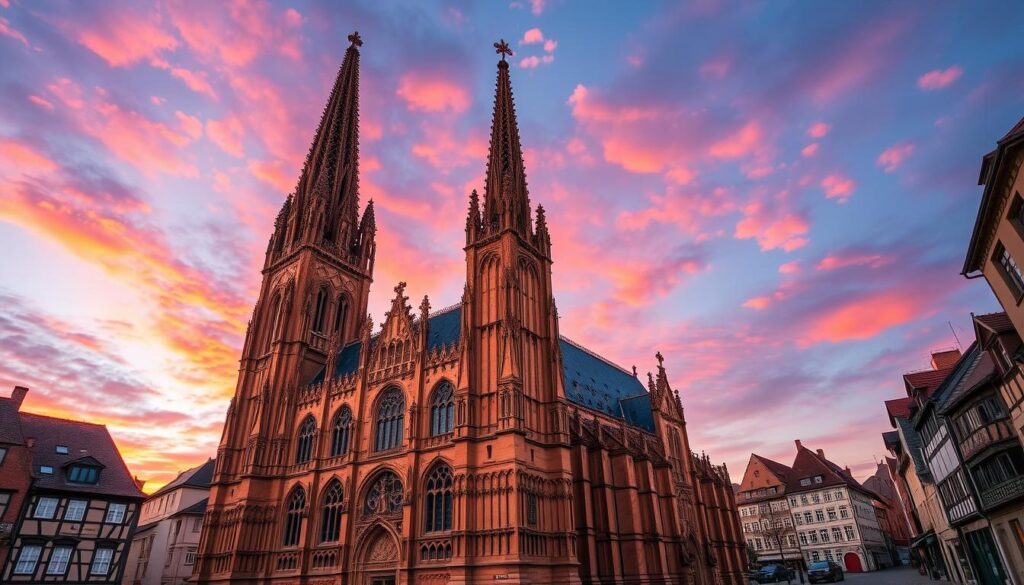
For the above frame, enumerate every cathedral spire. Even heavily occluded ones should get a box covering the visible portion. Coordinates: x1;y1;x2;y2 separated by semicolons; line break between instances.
293;31;363;243
481;39;532;237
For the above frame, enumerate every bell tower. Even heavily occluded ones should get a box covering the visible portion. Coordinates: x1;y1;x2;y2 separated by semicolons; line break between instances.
202;31;374;559
459;39;561;439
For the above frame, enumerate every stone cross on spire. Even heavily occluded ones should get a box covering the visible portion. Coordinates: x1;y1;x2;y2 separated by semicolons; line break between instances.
348;31;362;48
494;38;513;61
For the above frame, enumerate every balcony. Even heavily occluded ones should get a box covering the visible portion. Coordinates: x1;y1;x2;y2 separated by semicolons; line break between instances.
960;419;1014;460
980;475;1024;511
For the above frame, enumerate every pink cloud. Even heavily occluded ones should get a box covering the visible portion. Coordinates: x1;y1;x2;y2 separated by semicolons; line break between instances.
876;142;915;172
709;122;761;158
779;261;801;274
821;174;856;202
47;78;84;109
166;1;298;66
742;296;772;310
0;16;27;45
807;122;830;138
169;66;218;100
247;159;294;192
917;66;963;90
735;201;809;252
521;28;544;44
29;95;54;110
396;73;471;113
175;111;203;140
520;54;554;68
530;0;546;15
82;98;201;177
206;115;245;157
800;290;921;345
801;143;819;157
0;140;58;173
543;39;558;53
74;11;178;67
816;252;892;271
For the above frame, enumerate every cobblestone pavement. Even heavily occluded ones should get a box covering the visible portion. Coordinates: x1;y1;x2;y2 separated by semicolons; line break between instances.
750;566;955;585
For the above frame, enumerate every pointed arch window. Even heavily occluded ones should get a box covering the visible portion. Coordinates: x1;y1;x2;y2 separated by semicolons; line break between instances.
264;294;282;353
331;406;353;457
319;480;344;542
424;464;454;532
283;487;306;546
333;294;349;334
363;471;403;517
374;388;404;451
312;287;329;333
430;382;455;436
295;416;316;464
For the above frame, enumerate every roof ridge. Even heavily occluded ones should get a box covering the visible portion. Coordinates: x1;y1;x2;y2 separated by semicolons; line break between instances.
19;411;107;427
559;335;636;378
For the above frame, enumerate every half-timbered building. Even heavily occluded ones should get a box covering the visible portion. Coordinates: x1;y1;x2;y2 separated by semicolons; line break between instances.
193;34;746;585
0;386;145;584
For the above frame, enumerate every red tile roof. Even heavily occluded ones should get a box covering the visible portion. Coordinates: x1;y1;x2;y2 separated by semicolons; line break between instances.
885;397;912;420
903;366;954;398
786;444;875;498
975;312;1014;334
20;412;144;499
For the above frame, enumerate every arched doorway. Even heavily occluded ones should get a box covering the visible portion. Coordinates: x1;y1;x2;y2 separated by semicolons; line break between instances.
844;552;863;573
357;526;399;585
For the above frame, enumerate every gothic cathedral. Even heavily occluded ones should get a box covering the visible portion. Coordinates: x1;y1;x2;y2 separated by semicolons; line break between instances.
194;34;746;585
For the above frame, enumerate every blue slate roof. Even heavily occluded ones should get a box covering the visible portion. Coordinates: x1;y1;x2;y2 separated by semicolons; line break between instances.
307;305;655;432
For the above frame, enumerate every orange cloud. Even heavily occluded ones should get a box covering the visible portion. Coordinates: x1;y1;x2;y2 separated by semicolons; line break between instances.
876;142;914;172
800;290;921;345
821;174;855;202
0;140;58;173
74;11;178;66
918;66;962;90
248;159;294;192
396;73;471;114
742;296;771;310
207;115;245;157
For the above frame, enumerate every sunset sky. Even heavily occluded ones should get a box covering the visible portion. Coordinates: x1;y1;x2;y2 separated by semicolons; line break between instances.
2;0;1024;491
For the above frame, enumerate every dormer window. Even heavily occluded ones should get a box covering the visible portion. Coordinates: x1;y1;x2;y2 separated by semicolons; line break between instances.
814;475;823;484
800;478;811;486
68;465;100;484
40;465;54;475
55;445;69;454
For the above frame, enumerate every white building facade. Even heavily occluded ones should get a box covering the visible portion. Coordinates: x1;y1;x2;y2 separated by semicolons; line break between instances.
123;459;213;585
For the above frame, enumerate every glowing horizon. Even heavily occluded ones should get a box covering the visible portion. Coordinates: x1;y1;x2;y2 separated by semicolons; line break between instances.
1;0;1021;492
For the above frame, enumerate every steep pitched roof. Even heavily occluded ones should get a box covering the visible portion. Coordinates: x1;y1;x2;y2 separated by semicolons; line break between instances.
940;349;997;415
752;454;793;481
786;444;872;497
19;412;144;499
965;115;1024;273
975;312;1014;334
149;458;215;498
885;397;912;423
903;366;955;398
0;393;25;445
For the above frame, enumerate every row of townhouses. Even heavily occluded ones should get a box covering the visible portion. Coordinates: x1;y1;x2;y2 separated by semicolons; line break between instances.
881;116;1024;585
736;440;911;575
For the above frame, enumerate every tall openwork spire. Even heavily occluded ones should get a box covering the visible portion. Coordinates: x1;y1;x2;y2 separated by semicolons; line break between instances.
293;31;363;243
482;39;532;237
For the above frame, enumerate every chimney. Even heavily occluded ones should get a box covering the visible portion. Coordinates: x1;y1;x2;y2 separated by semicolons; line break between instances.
930;349;961;370
794;439;803;451
11;386;28;409
844;466;852;477
816;448;826;459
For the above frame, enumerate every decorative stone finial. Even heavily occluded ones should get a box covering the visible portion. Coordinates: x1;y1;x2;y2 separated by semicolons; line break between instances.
394;281;407;297
655;351;664;366
348;31;363;48
493;38;513;60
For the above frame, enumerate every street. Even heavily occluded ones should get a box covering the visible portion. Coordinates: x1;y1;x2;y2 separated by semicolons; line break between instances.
751;566;955;585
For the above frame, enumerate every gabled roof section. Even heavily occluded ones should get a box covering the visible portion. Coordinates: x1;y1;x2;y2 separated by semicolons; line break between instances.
752;454;793;482
964;115;1024;274
903;366;955;398
149;458;215;498
173;497;209;517
20;412;144;499
975;312;1014;335
885;397;913;425
940;350;996;415
786;443;872;497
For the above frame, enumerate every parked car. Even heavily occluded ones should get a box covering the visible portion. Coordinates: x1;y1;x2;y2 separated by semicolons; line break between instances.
754;564;796;583
808;560;845;583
